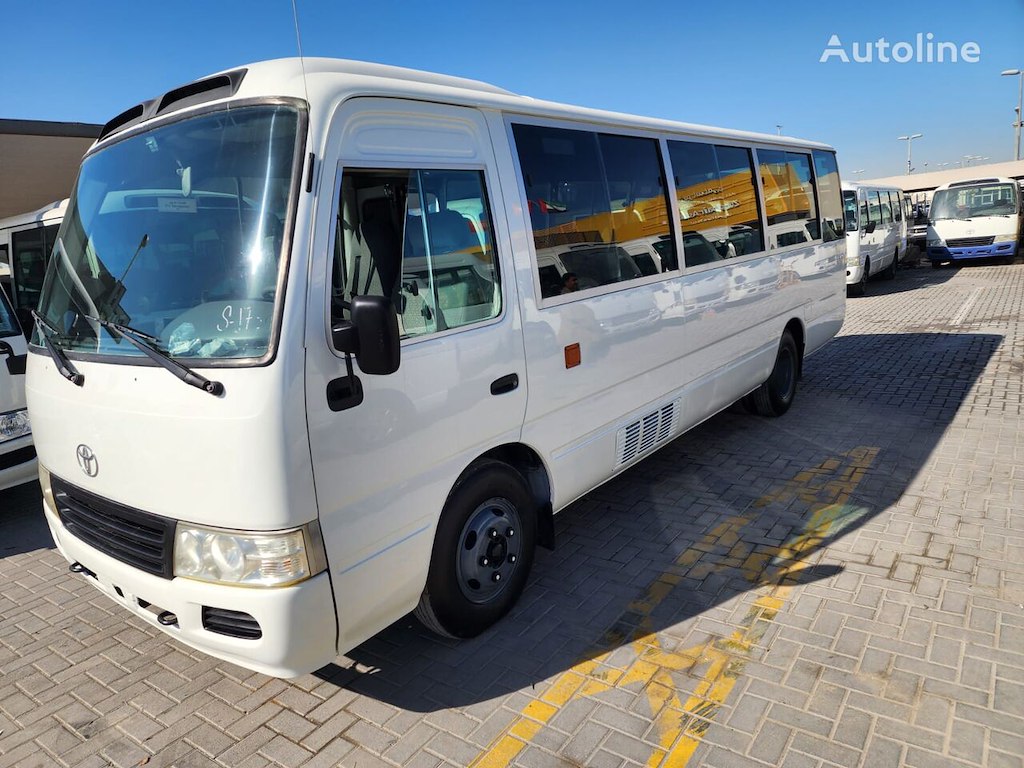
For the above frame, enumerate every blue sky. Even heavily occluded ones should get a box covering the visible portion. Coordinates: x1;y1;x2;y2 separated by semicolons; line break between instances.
2;1;1022;179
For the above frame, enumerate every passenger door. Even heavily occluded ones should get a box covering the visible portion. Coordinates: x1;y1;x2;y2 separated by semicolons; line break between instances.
860;191;882;275
304;99;527;651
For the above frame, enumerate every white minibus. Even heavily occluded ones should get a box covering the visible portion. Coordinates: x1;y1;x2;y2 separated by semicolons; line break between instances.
26;59;846;677
926;177;1022;266
0;284;34;490
0;199;68;334
841;182;906;295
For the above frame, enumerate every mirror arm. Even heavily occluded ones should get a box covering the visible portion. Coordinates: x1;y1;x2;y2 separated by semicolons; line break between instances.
332;322;359;355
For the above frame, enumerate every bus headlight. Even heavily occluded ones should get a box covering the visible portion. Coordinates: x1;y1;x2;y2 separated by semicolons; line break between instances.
0;409;31;443
927;237;945;247
174;522;327;587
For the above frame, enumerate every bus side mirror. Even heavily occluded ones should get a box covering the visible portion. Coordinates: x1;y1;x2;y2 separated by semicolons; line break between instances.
332;295;400;375
863;222;876;234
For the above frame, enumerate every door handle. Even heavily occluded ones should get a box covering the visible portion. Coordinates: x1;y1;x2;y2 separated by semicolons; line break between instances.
490;373;519;396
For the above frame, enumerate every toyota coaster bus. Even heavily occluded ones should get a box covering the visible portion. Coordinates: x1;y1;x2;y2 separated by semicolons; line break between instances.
27;59;846;676
926;177;1022;267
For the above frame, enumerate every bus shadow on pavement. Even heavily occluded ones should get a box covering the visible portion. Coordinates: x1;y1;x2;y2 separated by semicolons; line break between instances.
328;331;1002;711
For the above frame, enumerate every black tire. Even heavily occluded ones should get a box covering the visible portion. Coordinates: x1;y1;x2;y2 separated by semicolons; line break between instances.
930;260;942;269
884;250;898;280
414;460;536;639
752;331;799;417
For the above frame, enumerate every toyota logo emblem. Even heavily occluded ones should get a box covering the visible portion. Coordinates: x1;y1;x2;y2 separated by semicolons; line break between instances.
76;444;99;477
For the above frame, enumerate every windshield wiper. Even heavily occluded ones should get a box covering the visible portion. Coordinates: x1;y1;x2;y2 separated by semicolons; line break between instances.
97;318;225;397
31;311;85;386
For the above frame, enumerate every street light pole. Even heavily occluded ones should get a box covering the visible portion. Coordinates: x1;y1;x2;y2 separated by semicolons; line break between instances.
1001;69;1023;161
898;133;923;174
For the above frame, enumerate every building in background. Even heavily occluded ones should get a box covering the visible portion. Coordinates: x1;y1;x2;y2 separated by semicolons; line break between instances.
0;119;100;220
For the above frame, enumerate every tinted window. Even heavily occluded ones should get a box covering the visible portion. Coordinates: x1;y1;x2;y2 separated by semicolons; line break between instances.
512;124;676;298
758;150;818;248
890;191;902;222
332;169;500;340
0;285;19;338
11;223;58;312
878;191;892;225
812;151;844;242
669;140;764;266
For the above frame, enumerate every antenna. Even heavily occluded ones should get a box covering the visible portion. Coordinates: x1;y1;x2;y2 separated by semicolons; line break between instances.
291;0;311;105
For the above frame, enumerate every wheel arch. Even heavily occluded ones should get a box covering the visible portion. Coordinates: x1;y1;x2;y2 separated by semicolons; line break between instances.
475;443;555;550
784;317;806;380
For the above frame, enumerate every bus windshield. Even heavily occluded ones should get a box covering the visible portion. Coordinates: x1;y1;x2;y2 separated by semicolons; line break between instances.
842;191;858;231
35;104;302;362
930;183;1018;221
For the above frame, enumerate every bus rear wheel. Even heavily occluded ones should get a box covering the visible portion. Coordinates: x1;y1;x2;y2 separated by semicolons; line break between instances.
414;460;536;639
751;331;799;417
884;249;898;280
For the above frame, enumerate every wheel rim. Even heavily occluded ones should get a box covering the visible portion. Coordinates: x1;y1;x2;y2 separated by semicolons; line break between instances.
771;345;796;404
456;497;524;604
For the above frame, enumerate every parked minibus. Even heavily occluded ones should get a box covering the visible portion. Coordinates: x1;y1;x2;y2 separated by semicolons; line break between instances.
0;284;34;491
0;199;68;335
926;177;1022;266
26;58;846;676
841;182;906;295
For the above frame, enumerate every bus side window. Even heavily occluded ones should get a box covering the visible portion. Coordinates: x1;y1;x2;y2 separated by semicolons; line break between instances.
812;151;844;242
511;123;676;298
331;168;501;343
758;150;819;249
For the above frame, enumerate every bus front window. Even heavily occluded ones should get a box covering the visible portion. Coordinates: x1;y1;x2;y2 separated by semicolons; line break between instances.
842;191;858;231
36;104;303;363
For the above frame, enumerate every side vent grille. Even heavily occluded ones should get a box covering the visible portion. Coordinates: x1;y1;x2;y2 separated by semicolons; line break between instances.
616;399;680;466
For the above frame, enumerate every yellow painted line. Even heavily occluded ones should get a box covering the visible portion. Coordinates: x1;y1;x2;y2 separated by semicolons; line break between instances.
469;447;878;768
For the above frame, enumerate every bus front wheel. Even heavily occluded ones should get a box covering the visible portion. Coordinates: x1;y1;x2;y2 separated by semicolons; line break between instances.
414;460;536;639
751;331;799;417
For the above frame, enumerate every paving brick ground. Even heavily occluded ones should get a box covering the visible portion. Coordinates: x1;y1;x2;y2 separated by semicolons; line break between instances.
2;260;1023;768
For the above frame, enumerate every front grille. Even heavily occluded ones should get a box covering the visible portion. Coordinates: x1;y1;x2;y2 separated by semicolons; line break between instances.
947;236;995;247
53;476;175;578
202;607;262;639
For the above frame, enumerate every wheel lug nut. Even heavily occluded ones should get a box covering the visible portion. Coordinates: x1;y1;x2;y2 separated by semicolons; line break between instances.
492;572;502;582
509;554;517;564
479;557;489;567
506;528;514;537
489;528;499;539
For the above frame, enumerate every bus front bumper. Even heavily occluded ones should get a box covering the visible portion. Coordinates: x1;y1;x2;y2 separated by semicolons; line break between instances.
928;241;1017;263
0;436;37;492
42;491;338;678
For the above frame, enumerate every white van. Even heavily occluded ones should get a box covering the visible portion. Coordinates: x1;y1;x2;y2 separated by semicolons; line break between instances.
26;58;846;676
927;177;1022;266
842;182;906;295
0;284;34;491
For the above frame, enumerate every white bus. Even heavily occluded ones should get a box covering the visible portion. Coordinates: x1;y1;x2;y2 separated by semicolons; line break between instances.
0;199;68;334
0;284;34;491
841;182;906;295
926;177;1022;267
26;59;846;677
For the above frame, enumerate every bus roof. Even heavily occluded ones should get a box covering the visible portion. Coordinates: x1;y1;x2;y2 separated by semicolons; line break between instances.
0;198;67;232
934;176;1017;191
94;57;835;154
841;181;905;194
